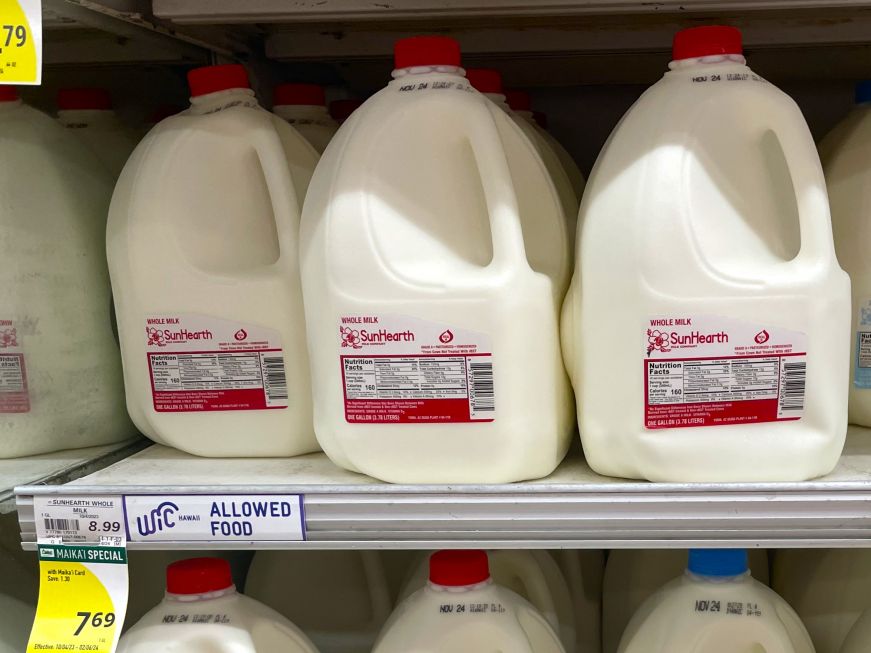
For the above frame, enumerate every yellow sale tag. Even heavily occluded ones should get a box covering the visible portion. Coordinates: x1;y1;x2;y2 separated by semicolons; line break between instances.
27;543;128;653
0;0;40;84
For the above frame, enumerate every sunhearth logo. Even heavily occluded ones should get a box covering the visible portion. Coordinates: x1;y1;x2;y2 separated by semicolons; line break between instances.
646;326;728;355
340;326;415;349
146;326;213;347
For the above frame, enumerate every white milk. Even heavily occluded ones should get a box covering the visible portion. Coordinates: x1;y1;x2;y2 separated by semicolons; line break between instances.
772;549;871;653
0;87;131;457
57;88;139;177
555;550;604;653
245;551;392;653
374;550;565;653
108;64;320;457
504;89;586;205
618;549;812;653
563;25;850;482
399;550;576;652
603;549;770;653
300;35;573;483
840;609;871;653
466;68;578;243
118;557;320;653
273;83;338;154
820;81;871;427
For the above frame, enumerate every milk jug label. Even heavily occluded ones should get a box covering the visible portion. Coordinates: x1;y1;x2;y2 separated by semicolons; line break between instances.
0;317;30;413
145;314;287;412
339;314;494;423
855;299;871;389
644;315;806;429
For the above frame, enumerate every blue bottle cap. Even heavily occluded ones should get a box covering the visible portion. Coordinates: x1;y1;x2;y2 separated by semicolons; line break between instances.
687;549;748;577
855;80;871;105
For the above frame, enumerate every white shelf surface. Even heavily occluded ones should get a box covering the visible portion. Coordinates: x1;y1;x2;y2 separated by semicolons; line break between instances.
0;439;145;514
15;427;871;549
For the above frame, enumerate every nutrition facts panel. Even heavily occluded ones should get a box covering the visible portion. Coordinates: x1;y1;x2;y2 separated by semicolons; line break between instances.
647;357;781;405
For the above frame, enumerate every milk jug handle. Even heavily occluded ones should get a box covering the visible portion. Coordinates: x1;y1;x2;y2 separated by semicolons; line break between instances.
767;116;837;267
251;125;302;267
495;554;559;627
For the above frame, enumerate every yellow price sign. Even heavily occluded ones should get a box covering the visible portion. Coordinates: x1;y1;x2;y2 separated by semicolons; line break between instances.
0;0;40;84
27;543;129;653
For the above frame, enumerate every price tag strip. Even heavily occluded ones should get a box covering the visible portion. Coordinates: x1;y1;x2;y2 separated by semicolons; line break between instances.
35;494;307;544
27;543;128;653
0;0;41;84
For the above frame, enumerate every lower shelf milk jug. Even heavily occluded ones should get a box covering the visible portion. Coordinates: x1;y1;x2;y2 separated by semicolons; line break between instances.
246;550;392;653
0;86;131;458
0;522;37;653
373;550;566;653
398;549;577;652
556;550;603;653
603;549;770;653
504;89;586;204
563;25;850;482
118;557;321;653
57;87;139;177
839;608;871;653
273;83;339;154
107;64;320;457
618;549;813;653
820;81;871;427
773;549;871;653
300;35;574;483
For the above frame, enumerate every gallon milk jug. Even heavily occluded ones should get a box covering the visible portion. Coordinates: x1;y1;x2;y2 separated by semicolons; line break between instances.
399;550;576;653
618;549;812;653
504;89;586;203
118;557;320;653
563;25;850;482
820;81;871;427
839;608;871;653
300;35;573;483
466;68;578;243
273;83;338;154
374;550;565;653
0;86;131;458
604;549;770;653
329;98;362;124
57;87;139;177
556;550;603;653
0;519;37;653
772;549;871;653
246;550;392;653
108;64;320;457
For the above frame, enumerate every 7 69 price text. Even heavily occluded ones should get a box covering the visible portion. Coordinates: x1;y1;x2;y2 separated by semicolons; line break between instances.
74;611;116;636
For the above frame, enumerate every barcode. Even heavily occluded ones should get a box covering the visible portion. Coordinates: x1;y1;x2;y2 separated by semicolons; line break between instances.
468;360;494;415
262;356;288;401
44;518;79;531
779;361;806;412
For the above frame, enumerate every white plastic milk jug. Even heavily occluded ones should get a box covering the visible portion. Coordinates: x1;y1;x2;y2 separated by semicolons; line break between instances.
555;550;603;653
399;550;576;652
245;550;393;653
118;557;321;653
108;64;320;457
772;549;871;653
0;86;131;457
0;526;37;653
840;608;871;653
57;87;139;177
820;81;871;427
466;68;578;243
504;89;586;204
374;550;565;653
603;549;770;653
273;83;338;154
563;25;850;482
300;35;574;483
618;549;813;653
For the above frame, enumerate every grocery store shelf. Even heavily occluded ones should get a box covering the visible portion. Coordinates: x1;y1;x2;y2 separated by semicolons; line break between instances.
0;438;146;514
15;427;871;549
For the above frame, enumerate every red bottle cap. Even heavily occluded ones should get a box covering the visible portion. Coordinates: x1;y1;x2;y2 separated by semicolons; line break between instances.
57;88;111;111
394;35;461;70
672;25;743;61
505;90;532;111
329;98;362;122
187;64;250;97
466;69;503;95
274;83;326;107
166;557;233;595
429;550;490;587
0;86;18;103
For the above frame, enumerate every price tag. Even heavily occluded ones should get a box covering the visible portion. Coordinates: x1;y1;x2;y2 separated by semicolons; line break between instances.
0;0;41;84
27;543;128;653
34;496;126;542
